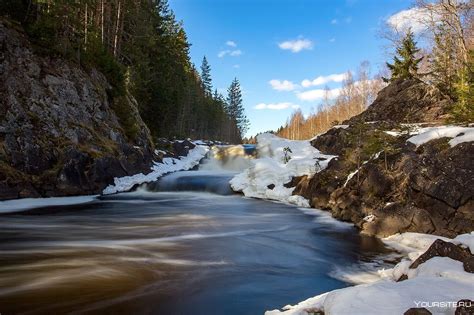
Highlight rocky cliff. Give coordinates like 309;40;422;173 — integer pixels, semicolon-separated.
294;78;473;238
0;19;155;199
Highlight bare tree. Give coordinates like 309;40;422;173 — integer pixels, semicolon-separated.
276;62;385;140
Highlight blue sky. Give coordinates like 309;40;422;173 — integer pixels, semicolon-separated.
169;0;414;136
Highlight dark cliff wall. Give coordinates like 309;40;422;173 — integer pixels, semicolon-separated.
0;19;155;199
294;79;473;238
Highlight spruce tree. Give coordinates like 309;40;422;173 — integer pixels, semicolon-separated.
227;78;250;140
451;49;474;122
384;29;423;82
200;56;212;96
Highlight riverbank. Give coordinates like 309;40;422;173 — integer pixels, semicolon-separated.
0;142;209;211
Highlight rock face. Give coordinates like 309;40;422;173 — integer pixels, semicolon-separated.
0;19;155;199
350;78;452;124
294;79;473;237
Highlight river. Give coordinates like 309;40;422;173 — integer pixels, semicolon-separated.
0;147;394;314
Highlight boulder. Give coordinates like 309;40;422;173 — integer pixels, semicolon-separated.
173;139;196;157
455;300;474;315
409;239;472;272
404;308;432;315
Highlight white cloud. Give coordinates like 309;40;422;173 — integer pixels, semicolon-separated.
329;38;336;43
269;79;298;91
296;88;341;101
233;64;240;68
218;49;242;58
301;73;348;88
226;40;237;47
230;49;242;56
278;38;313;53
331;19;338;24
387;7;438;33
255;102;300;110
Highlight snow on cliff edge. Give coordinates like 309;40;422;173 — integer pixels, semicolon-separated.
230;133;335;206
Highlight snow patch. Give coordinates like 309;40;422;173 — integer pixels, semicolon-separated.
453;232;474;254
333;124;349;129
287;195;310;207
154;149;167;155
384;130;402;137
407;126;474;148
343;169;359;187
103;145;209;194
363;214;375;222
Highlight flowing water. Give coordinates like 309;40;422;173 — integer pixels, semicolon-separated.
0;146;394;315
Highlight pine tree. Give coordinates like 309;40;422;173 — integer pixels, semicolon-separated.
200;56;212;96
226;78;249;140
451;49;474;122
384;29;423;82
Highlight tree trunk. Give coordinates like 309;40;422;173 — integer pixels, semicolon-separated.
113;0;122;57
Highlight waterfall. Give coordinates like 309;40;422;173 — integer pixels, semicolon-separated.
199;145;256;172
142;144;256;195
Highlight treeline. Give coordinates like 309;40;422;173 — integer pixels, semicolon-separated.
276;62;385;140
1;0;248;143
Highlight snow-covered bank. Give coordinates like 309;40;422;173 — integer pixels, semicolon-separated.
0;195;99;213
266;232;474;315
230;133;335;206
103;145;209;194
